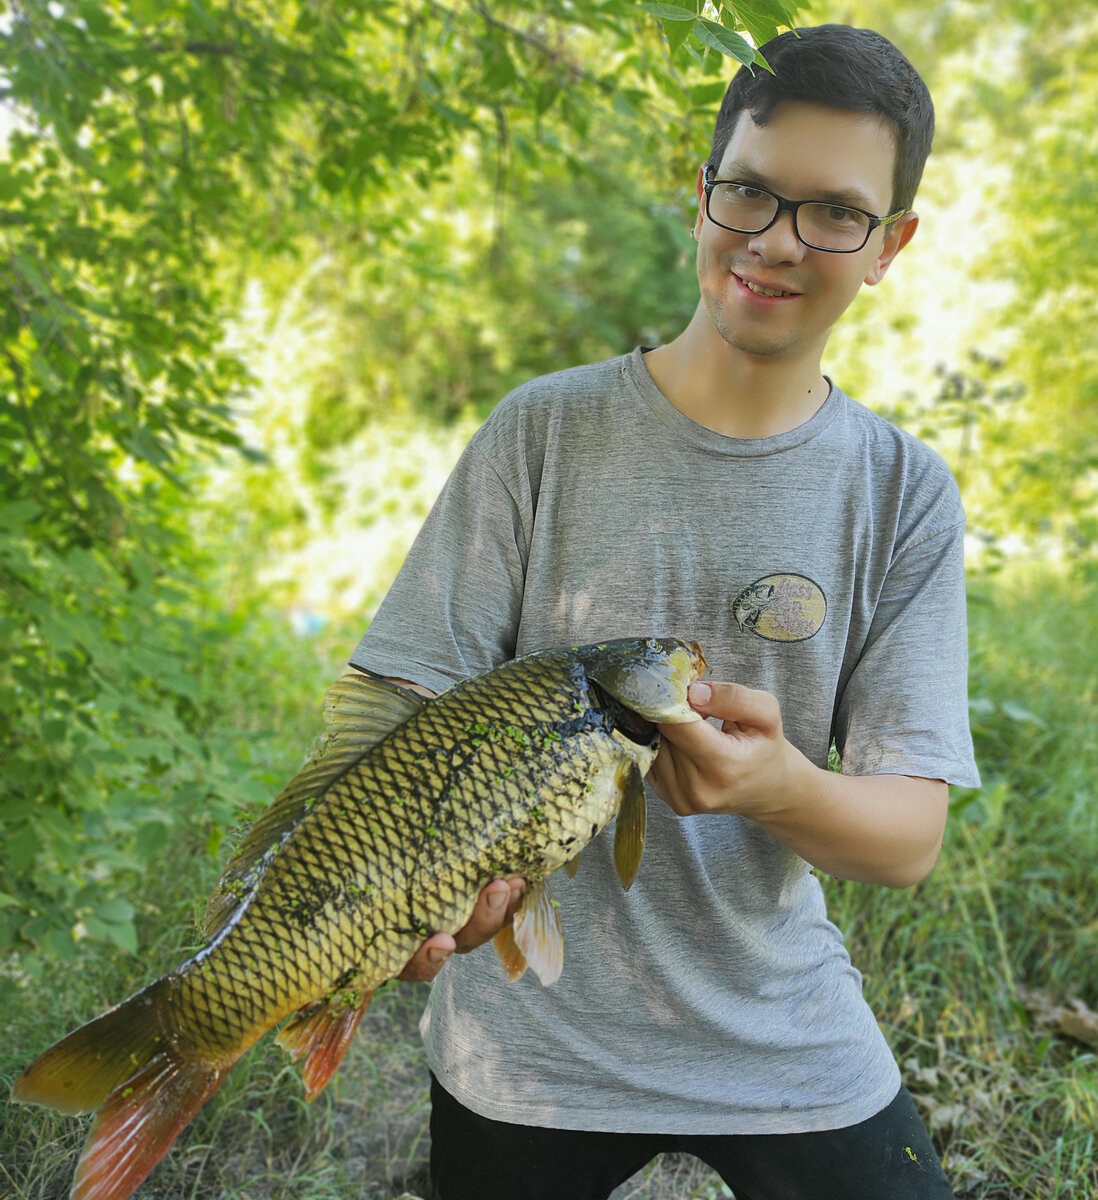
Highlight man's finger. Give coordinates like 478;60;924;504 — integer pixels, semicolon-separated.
682;680;782;732
398;932;457;982
454;876;525;952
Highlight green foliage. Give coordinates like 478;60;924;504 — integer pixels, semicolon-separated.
824;565;1098;1196
0;0;806;970
985;10;1098;555
0;530;318;969
641;0;801;69
874;350;1029;565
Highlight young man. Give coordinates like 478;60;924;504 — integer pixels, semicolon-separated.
351;25;979;1200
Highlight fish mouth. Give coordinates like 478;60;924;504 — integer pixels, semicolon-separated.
688;641;708;678
585;637;707;725
652;641;707;723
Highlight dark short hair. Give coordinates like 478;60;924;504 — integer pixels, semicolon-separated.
707;25;935;212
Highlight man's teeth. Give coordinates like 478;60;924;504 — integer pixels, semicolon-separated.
744;280;791;298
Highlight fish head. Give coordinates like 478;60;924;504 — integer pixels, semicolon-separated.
581;637;707;725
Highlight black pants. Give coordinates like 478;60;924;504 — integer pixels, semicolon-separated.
429;1074;955;1200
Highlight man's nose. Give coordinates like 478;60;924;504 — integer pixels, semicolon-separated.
746;211;807;265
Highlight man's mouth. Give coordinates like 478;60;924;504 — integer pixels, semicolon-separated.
741;278;796;299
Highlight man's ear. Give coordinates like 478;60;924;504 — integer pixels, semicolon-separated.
864;211;919;286
693;163;707;239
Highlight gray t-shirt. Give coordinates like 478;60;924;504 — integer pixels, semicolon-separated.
352;348;980;1135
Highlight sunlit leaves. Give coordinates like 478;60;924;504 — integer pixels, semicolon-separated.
0;0;811;968
693;20;755;65
802;0;1097;569
641;0;795;70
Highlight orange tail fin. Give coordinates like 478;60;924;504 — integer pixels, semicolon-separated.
70;1053;223;1200
13;977;235;1200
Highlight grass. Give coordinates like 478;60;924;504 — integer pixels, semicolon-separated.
825;561;1098;1198
2;562;1096;1199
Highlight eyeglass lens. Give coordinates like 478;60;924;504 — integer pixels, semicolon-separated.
707;183;872;252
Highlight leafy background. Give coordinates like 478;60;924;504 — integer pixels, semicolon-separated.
2;1;1096;1197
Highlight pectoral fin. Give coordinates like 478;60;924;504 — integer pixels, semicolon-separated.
503;878;564;986
564;853;581;879
613;762;646;890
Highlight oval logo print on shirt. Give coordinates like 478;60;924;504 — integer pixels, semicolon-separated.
732;574;827;642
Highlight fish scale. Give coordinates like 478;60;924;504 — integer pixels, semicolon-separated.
12;637;706;1200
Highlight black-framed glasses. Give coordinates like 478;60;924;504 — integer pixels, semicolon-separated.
702;165;907;253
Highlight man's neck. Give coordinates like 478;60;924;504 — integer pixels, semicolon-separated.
644;309;830;440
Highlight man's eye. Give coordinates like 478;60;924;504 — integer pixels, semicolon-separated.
822;204;860;224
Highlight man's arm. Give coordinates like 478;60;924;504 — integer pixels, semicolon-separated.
381;677;527;981
648;681;948;889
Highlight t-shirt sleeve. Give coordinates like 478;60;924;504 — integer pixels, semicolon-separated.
348;435;528;695
832;517;981;789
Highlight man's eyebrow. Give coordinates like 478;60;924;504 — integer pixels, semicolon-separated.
716;162;880;211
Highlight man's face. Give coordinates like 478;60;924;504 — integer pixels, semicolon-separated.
694;102;917;365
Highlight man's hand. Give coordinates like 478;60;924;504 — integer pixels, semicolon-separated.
648;681;796;819
648;679;948;889
398;876;526;982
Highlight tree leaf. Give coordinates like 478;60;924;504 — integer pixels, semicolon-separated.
720;0;789;49
105;919;139;954
693;19;756;65
661;17;695;57
639;2;698;19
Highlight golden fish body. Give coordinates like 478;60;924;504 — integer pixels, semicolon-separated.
13;637;705;1200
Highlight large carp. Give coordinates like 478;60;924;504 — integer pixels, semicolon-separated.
14;636;706;1200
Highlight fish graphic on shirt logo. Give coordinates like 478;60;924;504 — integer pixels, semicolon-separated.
733;574;826;642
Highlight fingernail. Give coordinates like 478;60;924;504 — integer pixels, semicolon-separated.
427;947;447;964
487;890;506;911
689;682;712;706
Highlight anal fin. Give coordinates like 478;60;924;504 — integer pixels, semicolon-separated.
275;988;374;1101
510;878;564;986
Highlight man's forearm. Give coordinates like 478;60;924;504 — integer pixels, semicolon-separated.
652;681;950;890
749;753;948;888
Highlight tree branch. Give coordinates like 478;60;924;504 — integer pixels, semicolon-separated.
424;0;614;94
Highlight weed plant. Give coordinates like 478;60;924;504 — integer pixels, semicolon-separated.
2;565;1095;1199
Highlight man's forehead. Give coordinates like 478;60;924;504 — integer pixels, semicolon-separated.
715;103;897;207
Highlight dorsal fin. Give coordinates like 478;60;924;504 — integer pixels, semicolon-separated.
201;673;425;939
321;671;426;743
